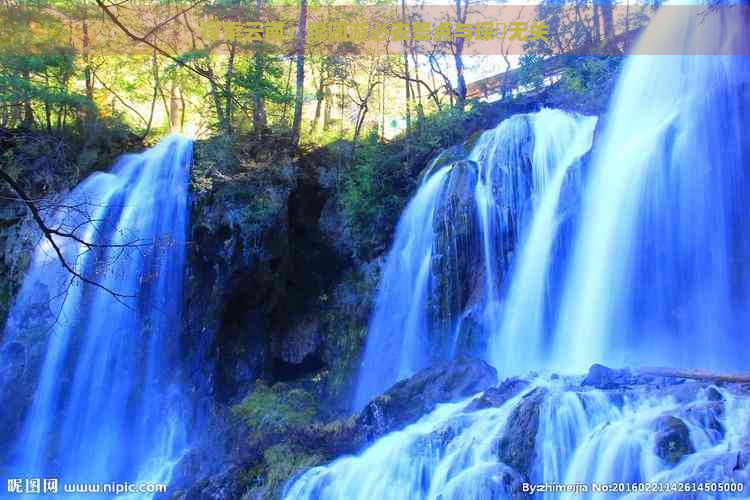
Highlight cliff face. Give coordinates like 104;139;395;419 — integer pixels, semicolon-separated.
183;142;380;411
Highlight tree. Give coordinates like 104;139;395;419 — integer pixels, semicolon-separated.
291;0;307;147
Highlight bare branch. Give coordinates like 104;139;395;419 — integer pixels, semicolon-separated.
0;167;135;306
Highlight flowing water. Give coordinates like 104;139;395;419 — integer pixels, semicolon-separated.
287;379;750;500
0;135;193;496
355;109;597;408
297;3;750;499
480;110;597;373
551;5;750;372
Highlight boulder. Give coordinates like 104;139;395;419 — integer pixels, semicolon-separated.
293;356;499;458
653;415;695;465
430;161;482;359
497;387;547;478
356;356;498;442
582;363;636;389
465;378;530;412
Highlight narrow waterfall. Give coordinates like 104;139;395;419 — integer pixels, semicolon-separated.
477;110;597;373
354;166;454;410
355;109;597;408
551;6;750;372
0;135;192;493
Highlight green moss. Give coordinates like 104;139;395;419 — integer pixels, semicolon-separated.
262;444;325;496
233;381;318;431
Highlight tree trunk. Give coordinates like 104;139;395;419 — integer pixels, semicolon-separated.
353;104;368;146
411;50;424;134
82;13;95;131
592;3;601;44
323;90;332;132
453;0;467;111
291;0;308;147
636;367;750;384
21;68;34;128
401;0;411;135
224;40;236;135
601;0;615;47
252;0;267;134
310;75;324;134
169;79;180;132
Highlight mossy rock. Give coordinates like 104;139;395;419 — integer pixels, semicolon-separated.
233;381;318;434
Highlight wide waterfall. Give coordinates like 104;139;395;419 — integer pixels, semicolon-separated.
0;135;192;495
551;5;750;372
288;3;750;499
355;109;597;408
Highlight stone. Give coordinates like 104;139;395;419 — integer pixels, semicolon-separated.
464;378;530;412
582;363;635;389
280;317;321;365
497;387;547;478
653;415;695;465
356;355;498;442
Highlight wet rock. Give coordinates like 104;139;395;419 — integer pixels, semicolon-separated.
582;363;636;389
357;356;498;442
173;464;248;500
497;387;547;477
434;462;526;500
706;386;724;401
679;401;725;440
430;160;482;359
653;415;695;464
280;317;321;365
318;197;355;258
465;378;530;412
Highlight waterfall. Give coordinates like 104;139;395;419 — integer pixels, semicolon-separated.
478;110;597;373
354;166;454;409
286;378;750;500
551;6;750;372
355;109;596;408
0;135;192;495
289;3;750;499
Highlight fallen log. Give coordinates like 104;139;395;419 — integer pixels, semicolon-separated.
635;367;750;384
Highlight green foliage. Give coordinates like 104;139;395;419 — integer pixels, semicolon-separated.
339;132;412;257
559;55;621;96
337;101;499;258
233;380;318;431
517;54;547;93
261;444;324;497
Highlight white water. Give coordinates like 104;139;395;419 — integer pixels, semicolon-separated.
551;6;750;372
0;135;193;497
285;387;532;500
484;110;597;372
355;109;597;408
287;380;750;500
354;166;453;409
294;3;750;499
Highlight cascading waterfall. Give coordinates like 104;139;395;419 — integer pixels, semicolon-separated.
551;5;750;372
478;110;597;373
291;4;750;499
0;135;193;495
355;109;597;408
287;378;750;500
354;166;454;409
